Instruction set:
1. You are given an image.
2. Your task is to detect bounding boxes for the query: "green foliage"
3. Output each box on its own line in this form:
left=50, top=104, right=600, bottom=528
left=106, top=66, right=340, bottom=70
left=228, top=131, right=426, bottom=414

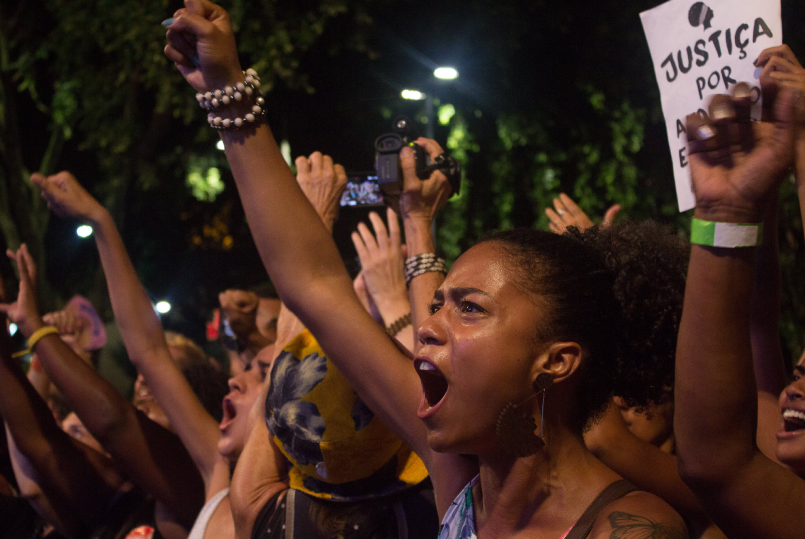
left=0, top=0, right=376, bottom=311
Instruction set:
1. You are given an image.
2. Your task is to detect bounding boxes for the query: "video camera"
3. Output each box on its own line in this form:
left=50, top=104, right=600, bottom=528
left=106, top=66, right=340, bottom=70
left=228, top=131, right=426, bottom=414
left=374, top=116, right=461, bottom=200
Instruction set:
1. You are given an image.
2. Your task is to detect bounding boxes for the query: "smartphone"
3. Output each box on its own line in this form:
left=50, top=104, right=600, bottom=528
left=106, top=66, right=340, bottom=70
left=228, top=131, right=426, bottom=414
left=340, top=173, right=384, bottom=207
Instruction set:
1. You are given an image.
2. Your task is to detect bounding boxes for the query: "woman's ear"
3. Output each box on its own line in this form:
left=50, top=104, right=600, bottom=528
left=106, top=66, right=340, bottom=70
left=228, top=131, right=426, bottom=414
left=531, top=341, right=583, bottom=386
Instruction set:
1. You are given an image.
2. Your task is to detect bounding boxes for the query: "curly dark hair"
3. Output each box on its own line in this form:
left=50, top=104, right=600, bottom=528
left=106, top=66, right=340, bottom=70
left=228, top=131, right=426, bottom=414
left=481, top=228, right=623, bottom=431
left=480, top=221, right=689, bottom=429
left=573, top=220, right=689, bottom=411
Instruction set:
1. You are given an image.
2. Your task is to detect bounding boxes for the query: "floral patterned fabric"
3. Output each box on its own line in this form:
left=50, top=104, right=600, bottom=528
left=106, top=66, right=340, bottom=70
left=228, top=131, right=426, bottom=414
left=438, top=475, right=479, bottom=539
left=438, top=475, right=578, bottom=539
left=265, top=330, right=428, bottom=501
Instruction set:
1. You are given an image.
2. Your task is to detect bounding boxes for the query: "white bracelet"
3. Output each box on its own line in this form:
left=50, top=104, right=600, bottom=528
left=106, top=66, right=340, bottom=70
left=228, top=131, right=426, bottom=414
left=195, top=69, right=261, bottom=110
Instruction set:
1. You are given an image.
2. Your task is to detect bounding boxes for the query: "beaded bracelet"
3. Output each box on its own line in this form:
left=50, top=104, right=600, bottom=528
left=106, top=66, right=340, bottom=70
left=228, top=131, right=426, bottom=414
left=196, top=68, right=267, bottom=131
left=385, top=313, right=412, bottom=336
left=404, top=253, right=447, bottom=286
left=195, top=69, right=262, bottom=110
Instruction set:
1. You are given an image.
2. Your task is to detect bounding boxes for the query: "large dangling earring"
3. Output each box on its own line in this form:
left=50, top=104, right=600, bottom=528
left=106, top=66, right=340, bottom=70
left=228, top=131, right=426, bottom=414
left=495, top=373, right=553, bottom=458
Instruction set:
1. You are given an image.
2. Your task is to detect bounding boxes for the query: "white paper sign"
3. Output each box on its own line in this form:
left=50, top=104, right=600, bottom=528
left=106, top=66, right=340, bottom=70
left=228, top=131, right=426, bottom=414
left=640, top=0, right=782, bottom=211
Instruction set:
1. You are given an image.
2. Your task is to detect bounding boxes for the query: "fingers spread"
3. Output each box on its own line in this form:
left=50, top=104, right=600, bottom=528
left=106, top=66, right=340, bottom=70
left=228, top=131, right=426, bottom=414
left=351, top=232, right=369, bottom=261
left=20, top=244, right=36, bottom=284
left=356, top=222, right=379, bottom=254
left=559, top=193, right=582, bottom=216
left=368, top=212, right=390, bottom=251
left=386, top=207, right=401, bottom=247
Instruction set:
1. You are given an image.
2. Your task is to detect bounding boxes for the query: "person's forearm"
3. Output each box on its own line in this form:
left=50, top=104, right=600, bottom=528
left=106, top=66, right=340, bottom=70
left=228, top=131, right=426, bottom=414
left=675, top=244, right=758, bottom=485
left=90, top=208, right=220, bottom=477
left=375, top=295, right=414, bottom=352
left=31, top=331, right=206, bottom=527
left=0, top=352, right=119, bottom=532
left=5, top=425, right=83, bottom=537
left=403, top=217, right=442, bottom=352
left=90, top=209, right=167, bottom=358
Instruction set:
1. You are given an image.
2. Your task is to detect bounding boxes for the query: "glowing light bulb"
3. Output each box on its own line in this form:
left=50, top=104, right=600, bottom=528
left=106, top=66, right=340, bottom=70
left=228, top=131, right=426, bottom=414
left=155, top=301, right=171, bottom=314
left=434, top=67, right=458, bottom=80
left=401, top=89, right=425, bottom=100
left=76, top=225, right=93, bottom=238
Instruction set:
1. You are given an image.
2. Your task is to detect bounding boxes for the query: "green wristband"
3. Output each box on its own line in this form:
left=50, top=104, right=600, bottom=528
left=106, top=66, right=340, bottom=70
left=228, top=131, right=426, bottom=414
left=690, top=218, right=763, bottom=248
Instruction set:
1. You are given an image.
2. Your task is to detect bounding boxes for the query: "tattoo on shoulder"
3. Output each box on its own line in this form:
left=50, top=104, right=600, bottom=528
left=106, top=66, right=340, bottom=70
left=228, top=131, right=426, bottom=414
left=606, top=511, right=687, bottom=539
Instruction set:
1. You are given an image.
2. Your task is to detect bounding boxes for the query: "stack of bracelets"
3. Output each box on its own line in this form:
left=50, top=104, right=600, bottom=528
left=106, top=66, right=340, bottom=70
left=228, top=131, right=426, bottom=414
left=404, top=253, right=447, bottom=287
left=196, top=68, right=266, bottom=130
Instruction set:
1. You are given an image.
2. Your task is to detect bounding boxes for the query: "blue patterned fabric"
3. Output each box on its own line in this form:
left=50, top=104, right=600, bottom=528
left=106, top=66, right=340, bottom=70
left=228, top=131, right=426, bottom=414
left=437, top=475, right=479, bottom=539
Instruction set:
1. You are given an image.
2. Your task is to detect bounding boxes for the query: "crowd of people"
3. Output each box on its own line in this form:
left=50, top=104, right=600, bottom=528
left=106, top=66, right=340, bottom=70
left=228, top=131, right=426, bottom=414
left=1, top=0, right=804, bottom=538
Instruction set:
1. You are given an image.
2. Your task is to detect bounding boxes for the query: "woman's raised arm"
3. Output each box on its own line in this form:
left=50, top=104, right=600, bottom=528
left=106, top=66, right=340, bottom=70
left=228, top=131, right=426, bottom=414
left=32, top=171, right=225, bottom=493
left=164, top=0, right=430, bottom=464
left=674, top=83, right=805, bottom=539
left=0, top=244, right=205, bottom=529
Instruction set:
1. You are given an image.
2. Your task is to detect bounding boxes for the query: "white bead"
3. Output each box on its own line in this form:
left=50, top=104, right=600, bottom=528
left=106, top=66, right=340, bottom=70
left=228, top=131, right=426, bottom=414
left=245, top=113, right=255, bottom=122
left=196, top=93, right=204, bottom=102
left=214, top=89, right=222, bottom=98
left=213, top=117, right=222, bottom=126
left=236, top=82, right=245, bottom=92
left=256, top=97, right=265, bottom=106
left=252, top=104, right=262, bottom=114
left=234, top=92, right=242, bottom=101
left=224, top=86, right=234, bottom=96
left=234, top=117, right=243, bottom=127
left=222, top=118, right=231, bottom=128
left=221, top=95, right=230, bottom=105
left=253, top=79, right=261, bottom=89
left=204, top=91, right=213, bottom=101
left=208, top=116, right=214, bottom=124
left=211, top=98, right=219, bottom=107
left=208, top=112, right=214, bottom=121
left=244, top=86, right=253, bottom=96
left=246, top=68, right=257, bottom=77
left=245, top=75, right=254, bottom=84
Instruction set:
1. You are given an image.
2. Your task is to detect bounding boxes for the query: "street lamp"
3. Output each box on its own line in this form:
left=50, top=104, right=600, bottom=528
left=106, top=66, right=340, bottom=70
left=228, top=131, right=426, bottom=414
left=433, top=67, right=458, bottom=80
left=400, top=67, right=459, bottom=138
left=155, top=301, right=171, bottom=314
left=76, top=225, right=93, bottom=238
left=401, top=89, right=425, bottom=100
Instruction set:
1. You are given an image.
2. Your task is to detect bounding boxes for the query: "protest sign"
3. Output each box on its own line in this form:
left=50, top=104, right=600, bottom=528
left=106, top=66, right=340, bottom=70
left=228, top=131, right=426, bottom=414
left=640, top=0, right=781, bottom=211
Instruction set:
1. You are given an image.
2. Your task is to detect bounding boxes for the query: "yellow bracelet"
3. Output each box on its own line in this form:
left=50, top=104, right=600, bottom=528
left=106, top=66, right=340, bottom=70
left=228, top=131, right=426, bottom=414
left=26, top=326, right=59, bottom=352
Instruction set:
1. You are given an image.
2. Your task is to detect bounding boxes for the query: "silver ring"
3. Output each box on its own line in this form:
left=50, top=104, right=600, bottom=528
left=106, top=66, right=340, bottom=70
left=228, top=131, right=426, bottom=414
left=556, top=208, right=566, bottom=216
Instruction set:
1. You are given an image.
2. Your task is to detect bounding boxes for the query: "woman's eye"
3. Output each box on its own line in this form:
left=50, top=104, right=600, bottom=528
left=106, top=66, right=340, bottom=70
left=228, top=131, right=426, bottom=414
left=460, top=301, right=483, bottom=314
left=427, top=302, right=442, bottom=315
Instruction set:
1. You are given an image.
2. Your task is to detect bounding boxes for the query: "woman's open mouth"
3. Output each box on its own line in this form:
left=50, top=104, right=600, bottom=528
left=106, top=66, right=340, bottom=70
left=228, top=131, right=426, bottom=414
left=783, top=408, right=805, bottom=433
left=219, top=396, right=237, bottom=431
left=414, top=359, right=448, bottom=409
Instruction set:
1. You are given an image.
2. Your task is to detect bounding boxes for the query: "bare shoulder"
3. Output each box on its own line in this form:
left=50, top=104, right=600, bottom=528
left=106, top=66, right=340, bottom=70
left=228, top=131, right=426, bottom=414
left=590, top=490, right=688, bottom=539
